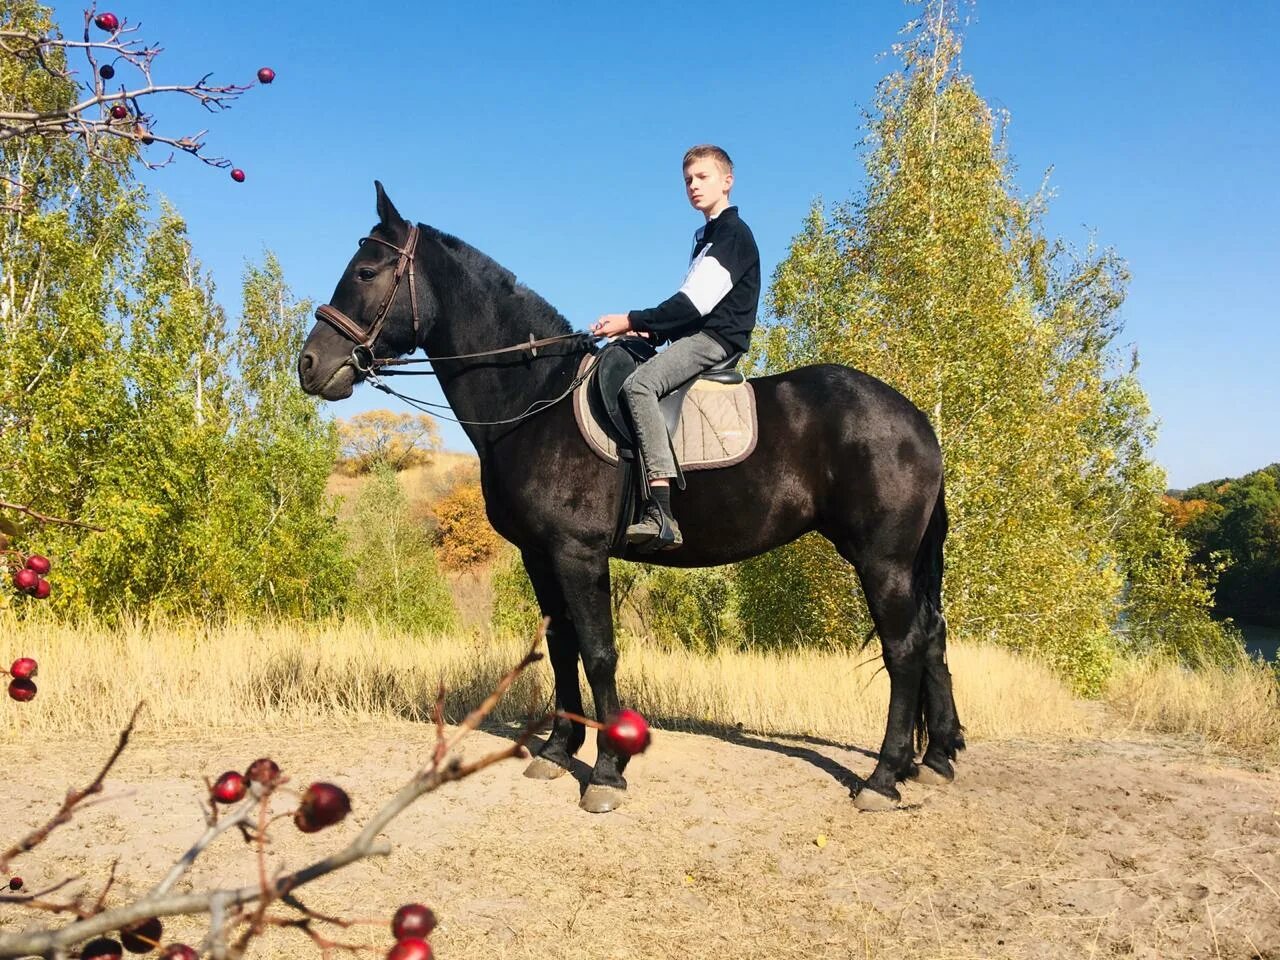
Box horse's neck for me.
[419,230,583,452]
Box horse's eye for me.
[357,267,377,281]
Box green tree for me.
[742,1,1233,690]
[345,462,455,631]
[46,205,231,611]
[201,254,351,616]
[1,0,145,610]
[1175,468,1280,627]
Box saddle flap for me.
[587,339,656,446]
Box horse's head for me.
[297,181,432,400]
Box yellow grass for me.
[1106,654,1280,761]
[0,614,1099,745]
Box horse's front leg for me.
[551,543,629,813]
[521,549,587,779]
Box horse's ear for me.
[374,180,405,227]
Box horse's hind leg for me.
[843,552,931,810]
[911,604,965,784]
[521,550,587,779]
[908,487,964,784]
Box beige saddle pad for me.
[573,361,758,470]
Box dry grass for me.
[0,614,1097,745]
[1105,653,1280,761]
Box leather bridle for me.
[314,225,421,372]
[311,222,602,428]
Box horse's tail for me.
[912,478,948,755]
[914,477,947,616]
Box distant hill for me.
[326,451,480,522]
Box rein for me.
[314,224,602,427]
[364,353,599,427]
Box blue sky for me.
[55,1,1279,488]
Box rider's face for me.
[684,157,733,216]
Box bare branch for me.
[0,12,259,192]
[0,500,105,532]
[0,703,144,872]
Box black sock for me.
[651,485,672,514]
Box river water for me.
[1241,623,1279,662]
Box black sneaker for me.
[626,500,683,551]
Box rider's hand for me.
[591,314,632,338]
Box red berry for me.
[230,168,245,183]
[8,678,36,702]
[12,568,38,593]
[99,64,115,80]
[212,771,246,804]
[110,104,128,120]
[245,757,280,786]
[7,876,22,891]
[24,555,50,575]
[158,947,197,960]
[9,658,38,680]
[121,917,163,954]
[33,578,50,600]
[81,938,123,959]
[602,708,651,756]
[94,12,120,32]
[294,782,350,832]
[387,939,432,960]
[256,67,275,84]
[392,904,437,941]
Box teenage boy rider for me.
[592,144,760,551]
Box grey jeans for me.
[620,331,731,481]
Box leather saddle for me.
[587,338,744,454]
[585,338,744,552]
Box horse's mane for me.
[422,224,575,338]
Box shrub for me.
[491,549,538,637]
[433,481,503,572]
[344,464,456,631]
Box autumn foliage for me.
[433,482,502,571]
[1160,496,1213,531]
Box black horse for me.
[297,183,963,813]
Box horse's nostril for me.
[299,351,315,376]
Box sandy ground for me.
[1,723,1277,960]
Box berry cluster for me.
[208,758,351,833]
[6,657,39,702]
[388,903,438,960]
[91,10,273,185]
[9,554,52,600]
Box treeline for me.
[1164,465,1280,627]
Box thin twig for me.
[0,500,104,532]
[0,703,143,872]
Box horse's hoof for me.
[853,786,900,812]
[909,762,954,786]
[523,756,570,780]
[580,784,626,813]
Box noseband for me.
[315,225,421,371]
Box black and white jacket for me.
[627,206,760,355]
